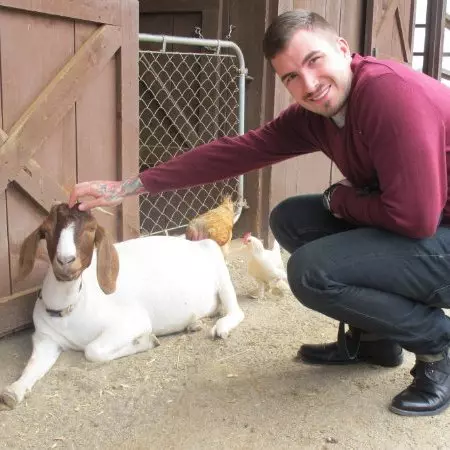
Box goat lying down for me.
[0,203,244,409]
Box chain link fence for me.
[138,34,246,236]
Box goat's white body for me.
[1,236,243,409]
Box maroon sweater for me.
[140,54,450,239]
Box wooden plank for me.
[0,9,77,183]
[139,0,221,14]
[8,186,49,294]
[118,0,140,241]
[0,13,74,296]
[375,0,398,37]
[395,7,412,63]
[0,0,121,26]
[75,23,119,242]
[14,159,69,212]
[339,0,365,52]
[0,33,11,298]
[0,287,39,338]
[423,0,445,78]
[0,191,9,297]
[0,128,68,212]
[0,24,122,192]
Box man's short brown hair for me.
[263,10,338,60]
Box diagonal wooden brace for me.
[0,128,67,213]
[0,24,122,193]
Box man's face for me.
[271,29,353,117]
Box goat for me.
[0,203,244,409]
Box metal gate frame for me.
[138,33,247,235]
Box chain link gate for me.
[138,34,247,236]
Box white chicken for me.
[241,232,290,299]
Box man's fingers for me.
[68,182,101,207]
[78,198,107,211]
[79,197,123,211]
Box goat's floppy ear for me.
[94,224,119,295]
[18,226,44,280]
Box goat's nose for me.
[56,255,76,265]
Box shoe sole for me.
[389,401,450,416]
[297,354,403,368]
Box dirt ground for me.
[1,242,450,450]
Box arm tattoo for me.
[120,176,146,197]
[96,177,146,201]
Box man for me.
[69,10,450,416]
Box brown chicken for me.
[185,195,235,256]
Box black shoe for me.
[390,349,450,416]
[297,323,403,368]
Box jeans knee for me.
[269,200,287,241]
[287,246,329,310]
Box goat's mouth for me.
[53,269,82,282]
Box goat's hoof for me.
[0,388,19,410]
[150,334,160,348]
[210,324,229,340]
[186,319,204,332]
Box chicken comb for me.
[242,232,251,243]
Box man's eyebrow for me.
[279,50,321,83]
[302,50,321,65]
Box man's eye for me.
[309,56,321,65]
[284,73,297,84]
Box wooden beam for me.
[395,8,412,63]
[0,129,67,212]
[0,286,40,338]
[423,0,446,79]
[375,0,398,38]
[0,0,121,25]
[139,0,220,14]
[14,159,69,212]
[0,24,122,192]
[117,0,140,241]
[0,129,67,211]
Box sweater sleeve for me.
[331,74,447,238]
[139,105,322,195]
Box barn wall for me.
[0,0,140,337]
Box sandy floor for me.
[1,244,450,449]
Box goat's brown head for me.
[18,203,119,294]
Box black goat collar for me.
[38,281,82,318]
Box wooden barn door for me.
[0,1,139,338]
[364,0,415,63]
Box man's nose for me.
[302,71,319,95]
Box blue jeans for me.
[270,194,450,355]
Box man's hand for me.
[322,179,352,219]
[68,176,146,211]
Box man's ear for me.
[336,36,351,58]
[94,225,119,294]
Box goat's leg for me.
[0,333,61,409]
[186,314,204,332]
[84,327,159,363]
[210,271,244,339]
[248,281,265,299]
